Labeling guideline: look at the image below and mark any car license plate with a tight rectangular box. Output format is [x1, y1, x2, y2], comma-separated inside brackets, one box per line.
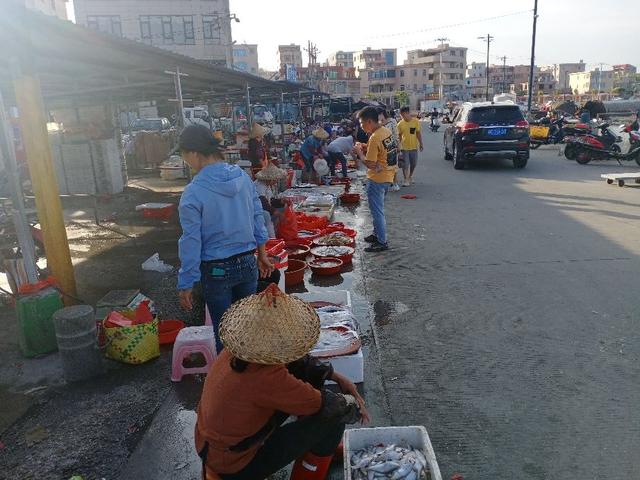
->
[487, 128, 507, 136]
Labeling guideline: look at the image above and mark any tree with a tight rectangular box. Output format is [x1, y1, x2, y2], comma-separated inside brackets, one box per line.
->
[395, 91, 410, 107]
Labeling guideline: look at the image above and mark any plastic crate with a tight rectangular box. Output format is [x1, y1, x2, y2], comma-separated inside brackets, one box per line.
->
[136, 203, 176, 220]
[344, 426, 442, 480]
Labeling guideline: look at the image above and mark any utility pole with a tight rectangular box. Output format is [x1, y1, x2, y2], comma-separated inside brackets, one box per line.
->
[478, 34, 494, 101]
[436, 37, 449, 102]
[500, 56, 508, 93]
[597, 62, 604, 100]
[527, 0, 539, 112]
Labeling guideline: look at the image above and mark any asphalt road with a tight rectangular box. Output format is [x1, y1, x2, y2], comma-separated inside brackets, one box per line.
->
[361, 127, 640, 479]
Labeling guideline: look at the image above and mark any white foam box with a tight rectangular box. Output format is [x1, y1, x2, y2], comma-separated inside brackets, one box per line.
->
[322, 348, 363, 384]
[292, 290, 352, 308]
[344, 426, 442, 480]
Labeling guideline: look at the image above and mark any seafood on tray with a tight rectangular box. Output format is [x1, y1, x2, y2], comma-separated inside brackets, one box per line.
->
[310, 245, 354, 257]
[350, 444, 429, 480]
[314, 232, 353, 246]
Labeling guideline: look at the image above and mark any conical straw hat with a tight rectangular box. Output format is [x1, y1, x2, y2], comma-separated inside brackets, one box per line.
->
[250, 122, 267, 139]
[256, 163, 287, 181]
[312, 128, 329, 140]
[220, 284, 320, 364]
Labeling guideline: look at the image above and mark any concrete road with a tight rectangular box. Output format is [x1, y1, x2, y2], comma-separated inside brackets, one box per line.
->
[362, 129, 640, 479]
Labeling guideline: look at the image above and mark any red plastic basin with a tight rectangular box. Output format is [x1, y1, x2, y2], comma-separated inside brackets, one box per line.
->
[309, 257, 344, 276]
[158, 320, 185, 345]
[285, 259, 307, 287]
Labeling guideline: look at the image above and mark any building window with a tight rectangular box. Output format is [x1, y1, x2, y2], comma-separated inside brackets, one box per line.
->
[203, 15, 223, 44]
[400, 70, 405, 77]
[140, 16, 195, 45]
[400, 85, 405, 91]
[423, 69, 427, 76]
[87, 15, 122, 37]
[414, 69, 418, 76]
[413, 84, 417, 90]
[428, 74, 434, 80]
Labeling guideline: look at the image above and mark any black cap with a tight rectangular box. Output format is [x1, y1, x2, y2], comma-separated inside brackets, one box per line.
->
[179, 125, 221, 155]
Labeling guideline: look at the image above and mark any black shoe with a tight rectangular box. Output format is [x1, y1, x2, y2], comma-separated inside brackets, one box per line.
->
[364, 234, 378, 243]
[364, 242, 389, 253]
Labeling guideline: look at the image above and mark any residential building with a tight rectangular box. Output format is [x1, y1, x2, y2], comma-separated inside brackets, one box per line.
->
[326, 51, 354, 68]
[277, 44, 303, 70]
[569, 69, 615, 94]
[23, 0, 68, 20]
[404, 44, 468, 98]
[541, 62, 586, 91]
[488, 64, 515, 94]
[232, 43, 259, 75]
[352, 48, 397, 77]
[519, 71, 556, 96]
[612, 64, 638, 93]
[316, 66, 360, 98]
[72, 0, 234, 66]
[465, 62, 489, 99]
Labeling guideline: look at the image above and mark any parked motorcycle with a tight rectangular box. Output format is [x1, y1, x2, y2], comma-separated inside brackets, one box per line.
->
[529, 118, 590, 149]
[568, 124, 640, 165]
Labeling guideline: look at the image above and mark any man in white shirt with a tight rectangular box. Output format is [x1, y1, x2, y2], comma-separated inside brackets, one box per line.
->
[326, 133, 355, 177]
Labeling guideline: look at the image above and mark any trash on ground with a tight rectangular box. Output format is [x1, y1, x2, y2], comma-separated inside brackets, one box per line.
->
[401, 194, 417, 200]
[141, 253, 173, 272]
[25, 425, 49, 446]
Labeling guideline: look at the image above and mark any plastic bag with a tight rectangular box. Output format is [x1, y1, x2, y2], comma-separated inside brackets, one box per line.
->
[276, 205, 299, 241]
[104, 319, 160, 364]
[141, 253, 173, 272]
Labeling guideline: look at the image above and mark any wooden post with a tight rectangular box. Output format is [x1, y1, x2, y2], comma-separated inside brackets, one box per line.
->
[13, 72, 77, 299]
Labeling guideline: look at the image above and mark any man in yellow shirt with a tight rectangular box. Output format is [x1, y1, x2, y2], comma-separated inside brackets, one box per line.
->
[397, 106, 423, 186]
[353, 107, 398, 252]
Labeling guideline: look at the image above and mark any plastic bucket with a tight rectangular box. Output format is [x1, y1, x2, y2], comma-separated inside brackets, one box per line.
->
[53, 305, 104, 382]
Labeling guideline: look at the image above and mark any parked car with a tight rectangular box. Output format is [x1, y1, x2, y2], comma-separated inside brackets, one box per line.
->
[130, 117, 172, 133]
[443, 102, 530, 170]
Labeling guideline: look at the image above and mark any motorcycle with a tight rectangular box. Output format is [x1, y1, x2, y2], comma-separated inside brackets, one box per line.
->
[568, 124, 640, 165]
[529, 118, 590, 149]
[429, 118, 440, 132]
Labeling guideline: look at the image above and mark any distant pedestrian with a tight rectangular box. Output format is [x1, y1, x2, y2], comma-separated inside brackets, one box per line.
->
[300, 128, 329, 182]
[631, 111, 639, 132]
[397, 107, 423, 186]
[353, 106, 398, 253]
[326, 132, 355, 177]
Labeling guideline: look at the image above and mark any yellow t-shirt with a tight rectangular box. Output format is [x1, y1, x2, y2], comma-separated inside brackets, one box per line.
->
[397, 118, 421, 151]
[366, 126, 398, 184]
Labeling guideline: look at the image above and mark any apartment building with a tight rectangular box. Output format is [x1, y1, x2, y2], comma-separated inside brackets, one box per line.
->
[404, 44, 468, 96]
[23, 0, 68, 19]
[326, 51, 354, 68]
[72, 0, 234, 66]
[232, 43, 259, 75]
[277, 44, 303, 70]
[352, 48, 397, 77]
[541, 62, 586, 91]
[570, 69, 615, 95]
[488, 64, 515, 94]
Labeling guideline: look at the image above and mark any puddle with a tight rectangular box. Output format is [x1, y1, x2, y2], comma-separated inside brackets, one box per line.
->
[373, 300, 410, 326]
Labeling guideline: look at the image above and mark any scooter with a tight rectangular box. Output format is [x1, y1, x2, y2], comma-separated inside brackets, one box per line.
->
[570, 124, 640, 165]
[429, 120, 440, 132]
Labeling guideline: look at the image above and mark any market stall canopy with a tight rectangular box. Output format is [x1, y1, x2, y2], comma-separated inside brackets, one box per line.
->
[0, 6, 304, 108]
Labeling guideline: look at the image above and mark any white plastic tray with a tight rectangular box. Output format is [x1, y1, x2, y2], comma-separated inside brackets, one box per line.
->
[344, 426, 442, 480]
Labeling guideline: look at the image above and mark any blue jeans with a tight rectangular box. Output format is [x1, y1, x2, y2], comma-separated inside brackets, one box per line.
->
[366, 180, 391, 244]
[201, 254, 258, 352]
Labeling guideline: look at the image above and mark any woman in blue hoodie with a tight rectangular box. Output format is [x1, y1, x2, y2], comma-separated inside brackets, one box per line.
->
[177, 125, 273, 352]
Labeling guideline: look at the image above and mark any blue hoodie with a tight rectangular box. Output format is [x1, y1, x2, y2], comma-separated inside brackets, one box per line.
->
[177, 163, 268, 290]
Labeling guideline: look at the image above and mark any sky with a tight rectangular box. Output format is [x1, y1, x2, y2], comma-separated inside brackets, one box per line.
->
[228, 0, 639, 71]
[66, 1, 639, 72]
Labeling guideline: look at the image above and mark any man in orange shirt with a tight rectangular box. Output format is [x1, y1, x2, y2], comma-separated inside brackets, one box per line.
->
[353, 106, 398, 252]
[195, 285, 369, 480]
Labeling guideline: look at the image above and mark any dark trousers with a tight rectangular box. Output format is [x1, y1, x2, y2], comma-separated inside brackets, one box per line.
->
[201, 254, 258, 352]
[219, 415, 345, 480]
[327, 152, 348, 177]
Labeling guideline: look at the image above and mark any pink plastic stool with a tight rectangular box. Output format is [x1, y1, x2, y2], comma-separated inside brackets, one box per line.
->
[205, 304, 213, 326]
[171, 326, 217, 382]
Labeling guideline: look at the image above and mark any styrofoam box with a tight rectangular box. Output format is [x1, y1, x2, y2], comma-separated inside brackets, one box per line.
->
[292, 290, 352, 308]
[344, 426, 442, 480]
[324, 348, 363, 384]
